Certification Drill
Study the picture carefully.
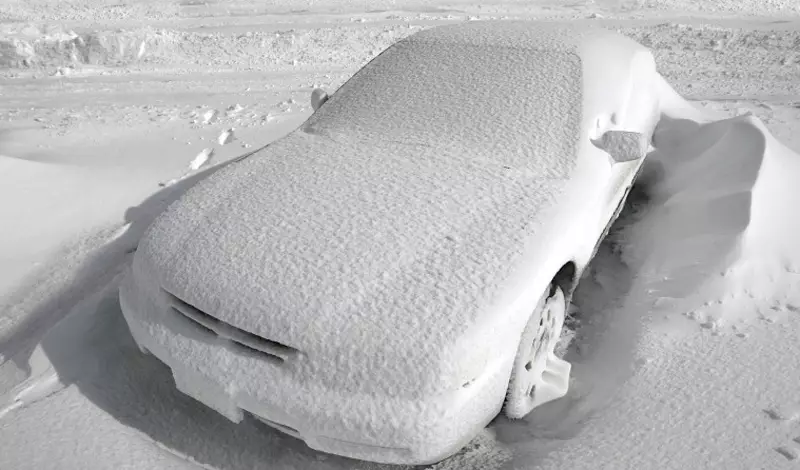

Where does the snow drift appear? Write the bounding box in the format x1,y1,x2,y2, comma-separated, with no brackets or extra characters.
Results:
492,74,800,467
619,75,800,332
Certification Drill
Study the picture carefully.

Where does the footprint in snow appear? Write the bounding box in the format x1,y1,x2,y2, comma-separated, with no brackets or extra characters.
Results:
765,406,800,422
776,446,798,461
765,404,800,461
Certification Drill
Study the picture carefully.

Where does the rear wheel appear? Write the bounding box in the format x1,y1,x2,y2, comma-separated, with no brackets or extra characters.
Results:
504,285,571,419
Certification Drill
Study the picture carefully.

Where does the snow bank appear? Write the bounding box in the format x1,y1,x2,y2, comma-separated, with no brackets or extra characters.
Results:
0,0,181,24
619,75,800,331
639,0,800,15
0,24,174,69
3,0,797,23
0,22,417,73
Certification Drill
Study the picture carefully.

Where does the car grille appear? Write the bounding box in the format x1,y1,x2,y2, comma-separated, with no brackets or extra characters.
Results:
164,290,299,364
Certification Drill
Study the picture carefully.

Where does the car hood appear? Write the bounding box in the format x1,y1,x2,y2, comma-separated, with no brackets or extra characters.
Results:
134,130,575,394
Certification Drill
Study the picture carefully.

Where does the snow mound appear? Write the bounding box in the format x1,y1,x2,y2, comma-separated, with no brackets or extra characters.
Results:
621,79,800,329
638,0,800,15
0,153,32,168
0,21,417,74
0,24,174,69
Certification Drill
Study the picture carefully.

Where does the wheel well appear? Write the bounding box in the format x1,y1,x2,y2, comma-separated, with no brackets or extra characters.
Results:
551,262,578,297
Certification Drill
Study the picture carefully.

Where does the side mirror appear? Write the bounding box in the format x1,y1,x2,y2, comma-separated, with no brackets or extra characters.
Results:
591,130,649,164
310,88,329,112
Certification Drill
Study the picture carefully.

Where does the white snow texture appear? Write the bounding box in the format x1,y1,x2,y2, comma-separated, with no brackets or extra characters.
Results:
119,21,664,464
5,9,800,470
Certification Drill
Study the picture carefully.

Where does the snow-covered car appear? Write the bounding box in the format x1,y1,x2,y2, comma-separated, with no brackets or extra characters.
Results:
119,21,660,465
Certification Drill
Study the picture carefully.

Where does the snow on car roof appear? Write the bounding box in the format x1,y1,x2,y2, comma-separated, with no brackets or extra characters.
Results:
305,21,586,178
406,19,594,51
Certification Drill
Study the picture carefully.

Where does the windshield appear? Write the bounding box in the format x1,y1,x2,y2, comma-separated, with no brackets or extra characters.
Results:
305,38,582,172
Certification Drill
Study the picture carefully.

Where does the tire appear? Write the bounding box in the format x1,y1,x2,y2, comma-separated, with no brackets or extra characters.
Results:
503,285,572,419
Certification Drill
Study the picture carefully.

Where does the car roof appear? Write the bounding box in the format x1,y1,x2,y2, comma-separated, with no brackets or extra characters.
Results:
404,20,594,52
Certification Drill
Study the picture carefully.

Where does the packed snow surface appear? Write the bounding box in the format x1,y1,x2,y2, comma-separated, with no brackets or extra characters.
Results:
3,2,800,469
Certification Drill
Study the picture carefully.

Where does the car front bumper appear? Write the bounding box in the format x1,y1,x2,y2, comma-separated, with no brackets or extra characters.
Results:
118,270,511,465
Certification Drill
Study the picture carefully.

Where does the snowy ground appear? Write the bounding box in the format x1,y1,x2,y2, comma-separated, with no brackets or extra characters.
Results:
2,1,800,469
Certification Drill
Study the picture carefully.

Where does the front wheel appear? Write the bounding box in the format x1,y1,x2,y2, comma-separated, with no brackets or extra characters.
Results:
503,285,571,419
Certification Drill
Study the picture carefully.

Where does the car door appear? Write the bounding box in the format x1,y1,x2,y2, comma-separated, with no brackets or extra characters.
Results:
593,129,648,203
587,43,659,218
